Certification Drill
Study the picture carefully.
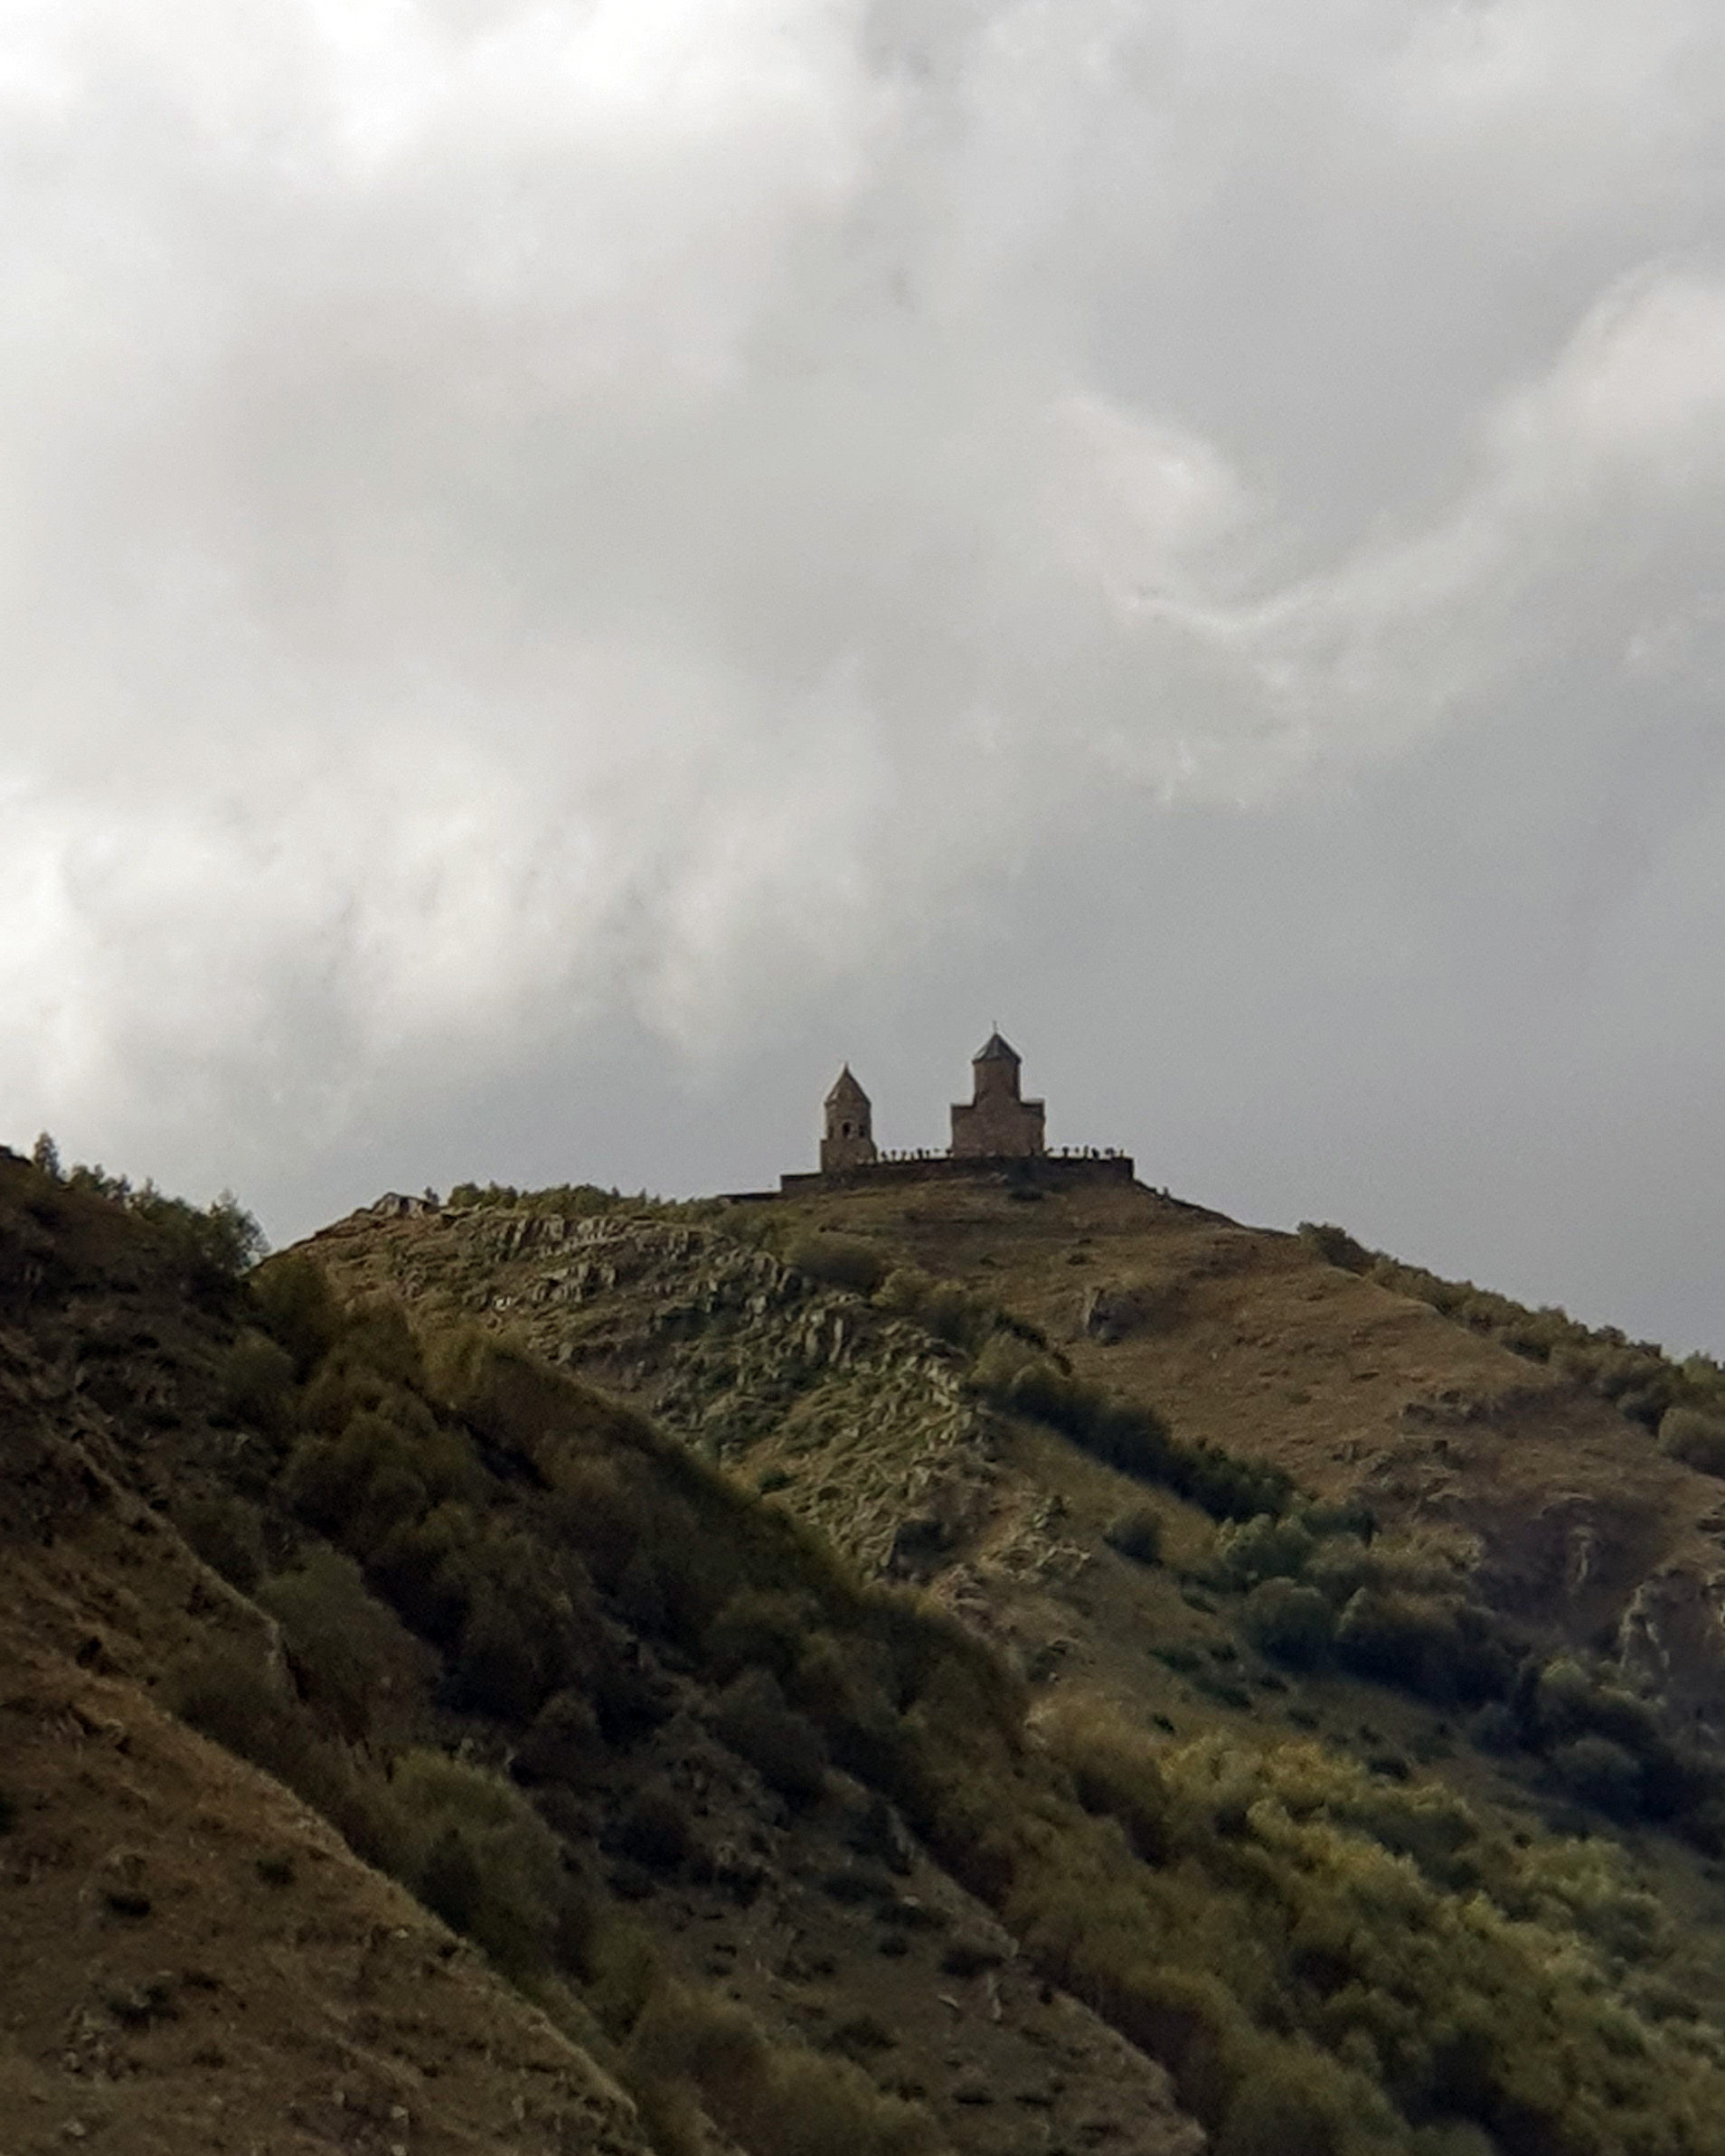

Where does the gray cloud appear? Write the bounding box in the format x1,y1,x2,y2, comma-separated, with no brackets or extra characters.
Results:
5,1,1725,1348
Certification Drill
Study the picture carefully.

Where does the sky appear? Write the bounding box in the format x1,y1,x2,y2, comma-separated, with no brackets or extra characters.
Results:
5,0,1725,1353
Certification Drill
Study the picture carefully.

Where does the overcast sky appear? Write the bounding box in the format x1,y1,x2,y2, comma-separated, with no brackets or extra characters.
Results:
5,0,1725,1351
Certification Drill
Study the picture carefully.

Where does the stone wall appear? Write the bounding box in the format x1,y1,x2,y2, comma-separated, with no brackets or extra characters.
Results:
778,1151,1135,1196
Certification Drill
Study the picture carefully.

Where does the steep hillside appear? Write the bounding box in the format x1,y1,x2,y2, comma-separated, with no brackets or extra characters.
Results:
293,1173,1725,2156
0,1155,1199,2156
0,1165,650,2156
14,1144,1725,2156
309,1176,1725,1734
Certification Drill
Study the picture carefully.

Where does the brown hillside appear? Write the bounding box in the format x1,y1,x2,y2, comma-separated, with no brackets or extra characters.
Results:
0,1255,647,2153
0,1156,1201,2156
307,1176,1725,1735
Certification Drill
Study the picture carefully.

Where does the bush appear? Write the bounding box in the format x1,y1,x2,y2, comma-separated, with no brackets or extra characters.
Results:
1551,1736,1644,1822
1215,2038,1357,2156
174,1492,266,1592
1215,1512,1317,1591
1333,1589,1465,1700
160,1635,295,1763
713,1669,828,1808
284,1412,427,1544
391,1751,564,1977
250,1254,341,1379
514,1689,606,1785
626,1984,939,2156
1296,1222,1372,1274
1242,1580,1334,1671
158,1636,406,1872
617,1786,694,1870
784,1234,887,1295
257,1549,424,1743
1658,1408,1725,1477
1167,1443,1295,1524
706,1588,819,1681
1105,1504,1164,1566
217,1331,297,1436
1051,1706,1172,1864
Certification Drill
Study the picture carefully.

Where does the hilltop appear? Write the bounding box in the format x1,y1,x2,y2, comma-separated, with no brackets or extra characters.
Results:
311,1172,1725,1738
7,1145,1725,2156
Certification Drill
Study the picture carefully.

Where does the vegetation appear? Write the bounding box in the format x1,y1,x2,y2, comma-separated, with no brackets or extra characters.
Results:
625,1984,940,2156
1104,1502,1164,1566
1299,1219,1725,1436
28,1155,1725,2156
179,1240,1725,2151
28,1134,265,1289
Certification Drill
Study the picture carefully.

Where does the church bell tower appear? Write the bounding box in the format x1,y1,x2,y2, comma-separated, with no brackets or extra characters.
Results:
821,1066,879,1172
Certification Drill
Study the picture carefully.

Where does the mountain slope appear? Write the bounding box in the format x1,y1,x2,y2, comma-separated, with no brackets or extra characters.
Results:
309,1175,1725,1731
296,1173,1725,2155
0,1154,1201,2156
11,1146,1725,2156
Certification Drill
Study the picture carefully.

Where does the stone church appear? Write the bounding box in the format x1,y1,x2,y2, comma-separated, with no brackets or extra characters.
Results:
948,1031,1046,1158
820,1032,1047,1170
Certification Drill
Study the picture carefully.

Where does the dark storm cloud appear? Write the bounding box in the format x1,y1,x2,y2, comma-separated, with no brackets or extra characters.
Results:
5,1,1725,1345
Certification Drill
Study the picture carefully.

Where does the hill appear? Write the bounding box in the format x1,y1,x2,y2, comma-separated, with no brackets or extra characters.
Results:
8,1149,1725,2156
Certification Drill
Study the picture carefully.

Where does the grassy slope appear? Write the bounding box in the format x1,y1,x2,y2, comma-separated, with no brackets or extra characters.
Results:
300,1179,1725,2156
0,1163,649,2156
0,1157,1201,2156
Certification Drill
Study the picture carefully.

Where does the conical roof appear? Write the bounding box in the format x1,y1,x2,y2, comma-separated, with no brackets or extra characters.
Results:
973,1031,1020,1064
824,1064,871,1106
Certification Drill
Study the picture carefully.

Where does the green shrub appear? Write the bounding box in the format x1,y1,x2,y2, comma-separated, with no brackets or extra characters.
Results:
713,1669,828,1808
514,1689,606,1785
158,1636,406,1872
1333,1589,1464,1700
1550,1736,1644,1822
1296,1222,1372,1274
257,1548,423,1743
451,1581,560,1723
217,1331,297,1436
174,1492,266,1591
617,1785,694,1870
626,1984,939,2156
1658,1407,1725,1476
370,1500,482,1645
391,1750,563,1977
1215,1512,1317,1590
250,1254,341,1378
706,1587,819,1681
1105,1503,1164,1566
784,1233,887,1295
283,1411,427,1543
547,1455,655,1593
159,1635,295,1762
871,1262,988,1345
1242,1580,1334,1670
1051,1705,1172,1864
1215,2037,1357,2156
1166,1442,1295,1523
